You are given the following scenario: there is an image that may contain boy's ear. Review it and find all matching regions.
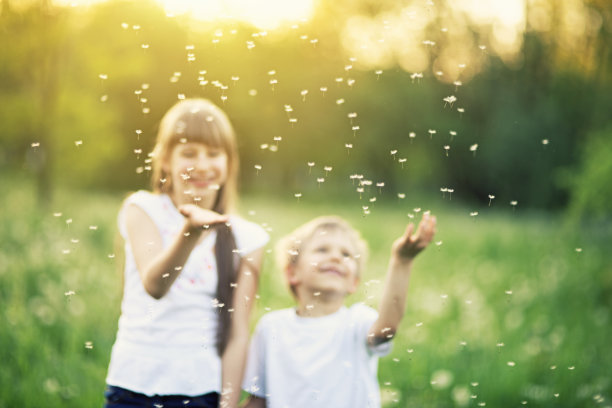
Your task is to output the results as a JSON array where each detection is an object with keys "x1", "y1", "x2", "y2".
[
  {"x1": 285, "y1": 264, "x2": 300, "y2": 286},
  {"x1": 347, "y1": 276, "x2": 360, "y2": 295}
]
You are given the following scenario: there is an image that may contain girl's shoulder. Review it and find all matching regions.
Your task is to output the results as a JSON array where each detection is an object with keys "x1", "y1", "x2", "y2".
[
  {"x1": 118, "y1": 191, "x2": 178, "y2": 235},
  {"x1": 228, "y1": 215, "x2": 270, "y2": 252}
]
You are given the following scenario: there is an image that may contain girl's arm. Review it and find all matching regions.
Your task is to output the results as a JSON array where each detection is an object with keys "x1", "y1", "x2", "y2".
[
  {"x1": 125, "y1": 203, "x2": 228, "y2": 299},
  {"x1": 368, "y1": 213, "x2": 436, "y2": 345},
  {"x1": 219, "y1": 247, "x2": 265, "y2": 408},
  {"x1": 240, "y1": 395, "x2": 266, "y2": 408}
]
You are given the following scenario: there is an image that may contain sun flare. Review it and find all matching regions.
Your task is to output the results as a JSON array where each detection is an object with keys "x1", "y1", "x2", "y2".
[{"x1": 156, "y1": 0, "x2": 316, "y2": 29}]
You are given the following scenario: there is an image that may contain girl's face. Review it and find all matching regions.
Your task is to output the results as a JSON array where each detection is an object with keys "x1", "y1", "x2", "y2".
[{"x1": 164, "y1": 142, "x2": 229, "y2": 208}]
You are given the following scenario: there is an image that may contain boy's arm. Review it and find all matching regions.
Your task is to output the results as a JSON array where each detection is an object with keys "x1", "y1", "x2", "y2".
[{"x1": 368, "y1": 212, "x2": 436, "y2": 346}]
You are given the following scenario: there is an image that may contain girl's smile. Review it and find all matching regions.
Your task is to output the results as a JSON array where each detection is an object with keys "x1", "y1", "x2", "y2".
[{"x1": 165, "y1": 142, "x2": 228, "y2": 207}]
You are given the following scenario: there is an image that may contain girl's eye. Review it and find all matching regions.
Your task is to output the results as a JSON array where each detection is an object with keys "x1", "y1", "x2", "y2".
[
  {"x1": 207, "y1": 149, "x2": 223, "y2": 158},
  {"x1": 342, "y1": 251, "x2": 352, "y2": 258},
  {"x1": 180, "y1": 149, "x2": 197, "y2": 158}
]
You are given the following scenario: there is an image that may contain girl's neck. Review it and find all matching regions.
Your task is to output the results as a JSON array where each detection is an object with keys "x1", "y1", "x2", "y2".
[{"x1": 169, "y1": 190, "x2": 216, "y2": 210}]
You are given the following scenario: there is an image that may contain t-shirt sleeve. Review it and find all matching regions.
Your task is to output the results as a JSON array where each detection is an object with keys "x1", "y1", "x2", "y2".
[
  {"x1": 351, "y1": 303, "x2": 393, "y2": 357},
  {"x1": 117, "y1": 191, "x2": 157, "y2": 239},
  {"x1": 229, "y1": 216, "x2": 270, "y2": 255},
  {"x1": 242, "y1": 319, "x2": 268, "y2": 397}
]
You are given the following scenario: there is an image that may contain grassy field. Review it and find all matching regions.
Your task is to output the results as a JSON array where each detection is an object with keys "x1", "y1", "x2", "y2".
[{"x1": 1, "y1": 174, "x2": 610, "y2": 407}]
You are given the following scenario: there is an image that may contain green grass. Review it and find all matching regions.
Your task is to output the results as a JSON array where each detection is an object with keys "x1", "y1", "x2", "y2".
[{"x1": 1, "y1": 174, "x2": 610, "y2": 407}]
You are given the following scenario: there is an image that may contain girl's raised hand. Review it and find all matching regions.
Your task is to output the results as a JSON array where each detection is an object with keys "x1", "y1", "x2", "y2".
[
  {"x1": 392, "y1": 212, "x2": 437, "y2": 261},
  {"x1": 178, "y1": 204, "x2": 229, "y2": 230}
]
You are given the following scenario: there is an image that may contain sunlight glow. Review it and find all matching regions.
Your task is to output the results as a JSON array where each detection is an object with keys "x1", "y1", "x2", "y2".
[
  {"x1": 52, "y1": 0, "x2": 315, "y2": 29},
  {"x1": 157, "y1": 0, "x2": 315, "y2": 29}
]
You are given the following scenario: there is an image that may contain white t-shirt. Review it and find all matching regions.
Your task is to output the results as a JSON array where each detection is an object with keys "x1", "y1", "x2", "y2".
[
  {"x1": 106, "y1": 191, "x2": 269, "y2": 396},
  {"x1": 243, "y1": 303, "x2": 392, "y2": 408}
]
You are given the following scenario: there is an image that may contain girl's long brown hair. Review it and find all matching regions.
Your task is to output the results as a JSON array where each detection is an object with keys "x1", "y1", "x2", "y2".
[{"x1": 151, "y1": 98, "x2": 239, "y2": 356}]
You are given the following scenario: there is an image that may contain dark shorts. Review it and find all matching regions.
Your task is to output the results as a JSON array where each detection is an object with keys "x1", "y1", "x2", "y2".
[{"x1": 103, "y1": 385, "x2": 219, "y2": 408}]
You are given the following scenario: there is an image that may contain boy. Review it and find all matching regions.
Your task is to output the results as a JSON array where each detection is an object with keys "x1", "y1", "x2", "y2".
[{"x1": 241, "y1": 213, "x2": 436, "y2": 408}]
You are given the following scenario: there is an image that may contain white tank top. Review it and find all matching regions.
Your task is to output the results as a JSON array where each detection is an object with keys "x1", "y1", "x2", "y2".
[{"x1": 106, "y1": 191, "x2": 269, "y2": 396}]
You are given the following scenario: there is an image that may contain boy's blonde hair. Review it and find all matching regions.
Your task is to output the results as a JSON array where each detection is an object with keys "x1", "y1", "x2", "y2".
[
  {"x1": 276, "y1": 216, "x2": 369, "y2": 297},
  {"x1": 151, "y1": 98, "x2": 239, "y2": 213}
]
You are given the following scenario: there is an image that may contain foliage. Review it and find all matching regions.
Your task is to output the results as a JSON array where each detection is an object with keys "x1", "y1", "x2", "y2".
[
  {"x1": 1, "y1": 0, "x2": 611, "y2": 210},
  {"x1": 565, "y1": 124, "x2": 612, "y2": 222},
  {"x1": 1, "y1": 175, "x2": 611, "y2": 407}
]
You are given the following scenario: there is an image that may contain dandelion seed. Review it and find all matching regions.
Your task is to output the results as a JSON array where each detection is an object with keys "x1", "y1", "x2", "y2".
[
  {"x1": 479, "y1": 45, "x2": 487, "y2": 50},
  {"x1": 310, "y1": 38, "x2": 319, "y2": 45},
  {"x1": 369, "y1": 197, "x2": 376, "y2": 203},
  {"x1": 53, "y1": 212, "x2": 62, "y2": 217},
  {"x1": 121, "y1": 22, "x2": 129, "y2": 29},
  {"x1": 510, "y1": 200, "x2": 518, "y2": 210},
  {"x1": 449, "y1": 130, "x2": 457, "y2": 141},
  {"x1": 108, "y1": 254, "x2": 115, "y2": 258},
  {"x1": 317, "y1": 178, "x2": 325, "y2": 187},
  {"x1": 410, "y1": 72, "x2": 423, "y2": 83},
  {"x1": 307, "y1": 162, "x2": 315, "y2": 173},
  {"x1": 416, "y1": 322, "x2": 423, "y2": 327},
  {"x1": 141, "y1": 44, "x2": 149, "y2": 49},
  {"x1": 448, "y1": 189, "x2": 454, "y2": 199},
  {"x1": 575, "y1": 248, "x2": 582, "y2": 252},
  {"x1": 75, "y1": 140, "x2": 83, "y2": 147},
  {"x1": 254, "y1": 165, "x2": 262, "y2": 175},
  {"x1": 294, "y1": 193, "x2": 302, "y2": 200},
  {"x1": 458, "y1": 107, "x2": 465, "y2": 115},
  {"x1": 568, "y1": 366, "x2": 575, "y2": 370},
  {"x1": 300, "y1": 89, "x2": 308, "y2": 101},
  {"x1": 375, "y1": 70, "x2": 383, "y2": 79},
  {"x1": 64, "y1": 290, "x2": 76, "y2": 297},
  {"x1": 505, "y1": 290, "x2": 513, "y2": 295},
  {"x1": 352, "y1": 126, "x2": 360, "y2": 135},
  {"x1": 98, "y1": 74, "x2": 108, "y2": 80},
  {"x1": 323, "y1": 166, "x2": 333, "y2": 175},
  {"x1": 428, "y1": 129, "x2": 436, "y2": 138},
  {"x1": 435, "y1": 71, "x2": 444, "y2": 77},
  {"x1": 542, "y1": 139, "x2": 549, "y2": 145},
  {"x1": 470, "y1": 211, "x2": 478, "y2": 217},
  {"x1": 470, "y1": 144, "x2": 478, "y2": 156},
  {"x1": 89, "y1": 225, "x2": 98, "y2": 230},
  {"x1": 398, "y1": 158, "x2": 407, "y2": 168},
  {"x1": 336, "y1": 98, "x2": 345, "y2": 105},
  {"x1": 397, "y1": 193, "x2": 405, "y2": 199},
  {"x1": 444, "y1": 145, "x2": 450, "y2": 156},
  {"x1": 345, "y1": 143, "x2": 353, "y2": 154},
  {"x1": 85, "y1": 341, "x2": 93, "y2": 349},
  {"x1": 443, "y1": 95, "x2": 457, "y2": 107},
  {"x1": 100, "y1": 94, "x2": 108, "y2": 102},
  {"x1": 320, "y1": 87, "x2": 328, "y2": 94}
]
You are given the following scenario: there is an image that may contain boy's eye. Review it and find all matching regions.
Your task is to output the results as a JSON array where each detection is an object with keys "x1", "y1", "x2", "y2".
[{"x1": 342, "y1": 251, "x2": 352, "y2": 258}]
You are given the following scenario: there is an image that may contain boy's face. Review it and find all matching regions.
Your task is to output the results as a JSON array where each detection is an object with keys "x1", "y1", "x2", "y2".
[{"x1": 288, "y1": 228, "x2": 360, "y2": 296}]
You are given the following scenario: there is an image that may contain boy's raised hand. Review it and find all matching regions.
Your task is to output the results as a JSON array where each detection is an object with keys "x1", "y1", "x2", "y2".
[
  {"x1": 392, "y1": 212, "x2": 437, "y2": 261},
  {"x1": 178, "y1": 204, "x2": 229, "y2": 230}
]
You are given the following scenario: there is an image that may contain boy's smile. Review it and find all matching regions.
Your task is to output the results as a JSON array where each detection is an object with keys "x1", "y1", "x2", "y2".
[{"x1": 289, "y1": 229, "x2": 360, "y2": 298}]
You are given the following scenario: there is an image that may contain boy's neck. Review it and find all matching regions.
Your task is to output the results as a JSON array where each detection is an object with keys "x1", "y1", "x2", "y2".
[{"x1": 295, "y1": 291, "x2": 346, "y2": 317}]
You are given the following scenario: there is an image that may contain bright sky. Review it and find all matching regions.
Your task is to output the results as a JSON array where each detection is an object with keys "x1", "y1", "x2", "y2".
[{"x1": 52, "y1": 0, "x2": 316, "y2": 29}]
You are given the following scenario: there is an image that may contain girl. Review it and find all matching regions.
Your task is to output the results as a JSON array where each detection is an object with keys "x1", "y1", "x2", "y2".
[{"x1": 104, "y1": 98, "x2": 269, "y2": 408}]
